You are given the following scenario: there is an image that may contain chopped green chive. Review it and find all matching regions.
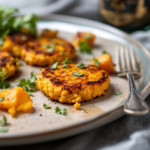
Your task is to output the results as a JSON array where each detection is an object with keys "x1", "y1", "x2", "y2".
[{"x1": 60, "y1": 42, "x2": 65, "y2": 45}]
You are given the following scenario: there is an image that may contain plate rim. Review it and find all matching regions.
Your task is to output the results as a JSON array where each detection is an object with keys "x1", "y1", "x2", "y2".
[{"x1": 1, "y1": 14, "x2": 150, "y2": 145}]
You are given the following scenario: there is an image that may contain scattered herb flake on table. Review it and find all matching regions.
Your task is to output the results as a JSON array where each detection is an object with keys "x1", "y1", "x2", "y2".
[
  {"x1": 0, "y1": 128, "x2": 8, "y2": 133},
  {"x1": 0, "y1": 115, "x2": 7, "y2": 126},
  {"x1": 55, "y1": 106, "x2": 67, "y2": 115},
  {"x1": 114, "y1": 92, "x2": 122, "y2": 96},
  {"x1": 43, "y1": 103, "x2": 51, "y2": 109}
]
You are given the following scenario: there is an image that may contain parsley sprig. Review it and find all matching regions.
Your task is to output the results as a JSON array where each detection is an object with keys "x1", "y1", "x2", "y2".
[
  {"x1": 16, "y1": 72, "x2": 36, "y2": 95},
  {"x1": 0, "y1": 6, "x2": 38, "y2": 46},
  {"x1": 55, "y1": 106, "x2": 67, "y2": 115},
  {"x1": 0, "y1": 97, "x2": 4, "y2": 102},
  {"x1": 78, "y1": 41, "x2": 92, "y2": 54},
  {"x1": 0, "y1": 68, "x2": 11, "y2": 89}
]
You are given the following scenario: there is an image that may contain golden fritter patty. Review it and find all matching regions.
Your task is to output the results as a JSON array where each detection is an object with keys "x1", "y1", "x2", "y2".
[
  {"x1": 37, "y1": 63, "x2": 110, "y2": 104},
  {"x1": 0, "y1": 51, "x2": 19, "y2": 79},
  {"x1": 0, "y1": 33, "x2": 35, "y2": 57},
  {"x1": 21, "y1": 37, "x2": 76, "y2": 66}
]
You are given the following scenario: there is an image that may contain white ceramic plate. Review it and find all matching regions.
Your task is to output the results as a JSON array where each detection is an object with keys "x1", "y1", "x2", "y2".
[{"x1": 0, "y1": 15, "x2": 150, "y2": 146}]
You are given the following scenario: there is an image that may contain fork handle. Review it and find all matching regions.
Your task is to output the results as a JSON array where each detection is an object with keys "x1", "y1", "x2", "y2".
[{"x1": 124, "y1": 73, "x2": 149, "y2": 115}]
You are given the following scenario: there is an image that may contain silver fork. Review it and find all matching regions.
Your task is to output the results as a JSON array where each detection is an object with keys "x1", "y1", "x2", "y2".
[{"x1": 116, "y1": 46, "x2": 149, "y2": 115}]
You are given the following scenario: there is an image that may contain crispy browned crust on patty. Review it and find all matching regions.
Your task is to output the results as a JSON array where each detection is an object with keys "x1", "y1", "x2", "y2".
[
  {"x1": 0, "y1": 33, "x2": 35, "y2": 57},
  {"x1": 0, "y1": 51, "x2": 19, "y2": 79},
  {"x1": 21, "y1": 37, "x2": 76, "y2": 66},
  {"x1": 37, "y1": 63, "x2": 110, "y2": 103}
]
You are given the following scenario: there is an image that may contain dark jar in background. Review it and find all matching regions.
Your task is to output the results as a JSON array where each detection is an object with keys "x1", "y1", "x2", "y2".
[{"x1": 99, "y1": 0, "x2": 150, "y2": 32}]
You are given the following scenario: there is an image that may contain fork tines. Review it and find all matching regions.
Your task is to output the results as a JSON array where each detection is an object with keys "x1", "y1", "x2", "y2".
[{"x1": 116, "y1": 45, "x2": 140, "y2": 77}]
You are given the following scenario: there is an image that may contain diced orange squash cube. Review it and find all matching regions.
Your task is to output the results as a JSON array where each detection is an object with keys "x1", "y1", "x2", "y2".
[
  {"x1": 0, "y1": 87, "x2": 33, "y2": 116},
  {"x1": 92, "y1": 54, "x2": 114, "y2": 74},
  {"x1": 72, "y1": 32, "x2": 95, "y2": 48}
]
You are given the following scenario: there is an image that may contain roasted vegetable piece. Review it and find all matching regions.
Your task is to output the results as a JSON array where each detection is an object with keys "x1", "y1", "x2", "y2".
[
  {"x1": 0, "y1": 87, "x2": 33, "y2": 116},
  {"x1": 92, "y1": 54, "x2": 114, "y2": 74},
  {"x1": 41, "y1": 29, "x2": 58, "y2": 38},
  {"x1": 72, "y1": 32, "x2": 95, "y2": 48}
]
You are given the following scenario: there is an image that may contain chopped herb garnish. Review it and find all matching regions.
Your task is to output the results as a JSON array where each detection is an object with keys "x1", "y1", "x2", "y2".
[
  {"x1": 93, "y1": 58, "x2": 100, "y2": 67},
  {"x1": 47, "y1": 43, "x2": 55, "y2": 52},
  {"x1": 43, "y1": 103, "x2": 51, "y2": 109},
  {"x1": 51, "y1": 62, "x2": 58, "y2": 70},
  {"x1": 0, "y1": 97, "x2": 4, "y2": 102},
  {"x1": 16, "y1": 72, "x2": 36, "y2": 95},
  {"x1": 63, "y1": 63, "x2": 69, "y2": 68},
  {"x1": 75, "y1": 63, "x2": 87, "y2": 69},
  {"x1": 21, "y1": 36, "x2": 27, "y2": 41},
  {"x1": 55, "y1": 106, "x2": 67, "y2": 115},
  {"x1": 114, "y1": 92, "x2": 122, "y2": 96},
  {"x1": 39, "y1": 78, "x2": 41, "y2": 79},
  {"x1": 102, "y1": 50, "x2": 107, "y2": 54},
  {"x1": 0, "y1": 115, "x2": 7, "y2": 126},
  {"x1": 12, "y1": 60, "x2": 16, "y2": 63},
  {"x1": 61, "y1": 51, "x2": 65, "y2": 54},
  {"x1": 63, "y1": 58, "x2": 72, "y2": 64},
  {"x1": 19, "y1": 63, "x2": 23, "y2": 66},
  {"x1": 78, "y1": 41, "x2": 92, "y2": 54},
  {"x1": 60, "y1": 42, "x2": 65, "y2": 45},
  {"x1": 73, "y1": 72, "x2": 84, "y2": 77},
  {"x1": 0, "y1": 128, "x2": 8, "y2": 133},
  {"x1": 0, "y1": 68, "x2": 11, "y2": 89},
  {"x1": 84, "y1": 34, "x2": 91, "y2": 40}
]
